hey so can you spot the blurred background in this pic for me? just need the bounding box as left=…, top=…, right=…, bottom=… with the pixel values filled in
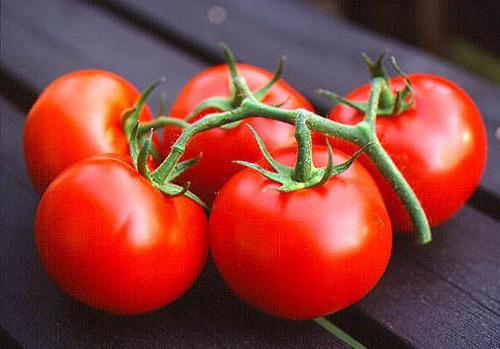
left=310, top=0, right=500, bottom=83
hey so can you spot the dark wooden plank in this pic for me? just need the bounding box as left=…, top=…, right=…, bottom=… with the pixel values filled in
left=0, top=2, right=353, bottom=347
left=359, top=207, right=500, bottom=348
left=0, top=326, right=22, bottom=349
left=0, top=0, right=204, bottom=106
left=104, top=0, right=500, bottom=199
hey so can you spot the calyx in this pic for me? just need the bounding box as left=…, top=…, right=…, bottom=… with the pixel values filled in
left=318, top=53, right=415, bottom=116
left=184, top=44, right=287, bottom=130
left=235, top=111, right=369, bottom=192
left=122, top=83, right=207, bottom=209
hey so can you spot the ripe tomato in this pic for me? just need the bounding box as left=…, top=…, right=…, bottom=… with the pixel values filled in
left=164, top=63, right=314, bottom=205
left=328, top=74, right=487, bottom=232
left=35, top=155, right=208, bottom=315
left=209, top=146, right=392, bottom=320
left=24, top=70, right=154, bottom=193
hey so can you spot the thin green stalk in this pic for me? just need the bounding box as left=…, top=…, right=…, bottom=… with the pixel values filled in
left=137, top=116, right=189, bottom=135
left=364, top=77, right=384, bottom=126
left=363, top=137, right=431, bottom=243
left=314, top=317, right=367, bottom=349
left=292, top=110, right=314, bottom=182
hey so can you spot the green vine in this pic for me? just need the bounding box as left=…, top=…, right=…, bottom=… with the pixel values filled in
left=123, top=45, right=432, bottom=245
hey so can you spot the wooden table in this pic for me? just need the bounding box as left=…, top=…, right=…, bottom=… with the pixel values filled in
left=1, top=1, right=499, bottom=347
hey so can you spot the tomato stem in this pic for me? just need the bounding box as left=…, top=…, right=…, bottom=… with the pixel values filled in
left=320, top=53, right=415, bottom=116
left=137, top=116, right=189, bottom=135
left=314, top=317, right=367, bottom=349
left=292, top=110, right=314, bottom=182
left=356, top=79, right=430, bottom=243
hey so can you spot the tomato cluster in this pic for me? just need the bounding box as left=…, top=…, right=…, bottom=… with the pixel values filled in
left=24, top=54, right=486, bottom=319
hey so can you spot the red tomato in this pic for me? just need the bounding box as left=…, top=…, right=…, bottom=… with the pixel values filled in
left=209, top=146, right=392, bottom=320
left=164, top=63, right=314, bottom=205
left=24, top=70, right=154, bottom=193
left=329, top=74, right=487, bottom=232
left=35, top=155, right=208, bottom=315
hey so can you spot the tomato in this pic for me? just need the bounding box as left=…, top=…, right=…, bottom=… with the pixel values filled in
left=209, top=146, right=392, bottom=320
left=35, top=155, right=208, bottom=315
left=164, top=63, right=314, bottom=205
left=328, top=74, right=487, bottom=232
left=24, top=70, right=155, bottom=193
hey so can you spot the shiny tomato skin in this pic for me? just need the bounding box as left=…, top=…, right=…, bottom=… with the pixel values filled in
left=24, top=70, right=154, bottom=193
left=165, top=63, right=314, bottom=205
left=35, top=155, right=208, bottom=315
left=209, top=146, right=392, bottom=320
left=329, top=74, right=487, bottom=232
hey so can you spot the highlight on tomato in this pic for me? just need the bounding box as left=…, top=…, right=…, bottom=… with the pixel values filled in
left=35, top=155, right=208, bottom=315
left=164, top=58, right=314, bottom=205
left=24, top=70, right=156, bottom=193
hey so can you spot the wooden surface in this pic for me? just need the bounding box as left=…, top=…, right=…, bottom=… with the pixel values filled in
left=1, top=0, right=499, bottom=348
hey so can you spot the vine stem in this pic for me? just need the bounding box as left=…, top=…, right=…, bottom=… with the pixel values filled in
left=152, top=77, right=431, bottom=244
left=314, top=317, right=367, bottom=349
left=137, top=116, right=189, bottom=135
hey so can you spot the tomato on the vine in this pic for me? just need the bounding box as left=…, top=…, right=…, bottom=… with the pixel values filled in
left=328, top=74, right=487, bottom=231
left=35, top=155, right=208, bottom=315
left=164, top=63, right=314, bottom=205
left=209, top=146, right=392, bottom=320
left=24, top=70, right=155, bottom=193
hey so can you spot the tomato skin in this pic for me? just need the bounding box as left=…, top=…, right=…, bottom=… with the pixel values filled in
left=35, top=155, right=208, bottom=315
left=165, top=63, right=314, bottom=205
left=24, top=70, right=154, bottom=193
left=209, top=146, right=392, bottom=320
left=328, top=74, right=488, bottom=232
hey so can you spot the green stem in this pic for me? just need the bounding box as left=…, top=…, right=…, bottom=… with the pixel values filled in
left=363, top=136, right=431, bottom=244
left=357, top=77, right=431, bottom=244
left=364, top=77, right=384, bottom=126
left=378, top=80, right=395, bottom=111
left=314, top=317, right=367, bottom=349
left=292, top=110, right=314, bottom=182
left=152, top=78, right=431, bottom=244
left=137, top=116, right=189, bottom=135
left=153, top=107, right=254, bottom=182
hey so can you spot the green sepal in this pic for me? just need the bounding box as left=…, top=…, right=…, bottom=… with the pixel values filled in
left=123, top=78, right=165, bottom=139
left=221, top=43, right=239, bottom=85
left=390, top=56, right=415, bottom=111
left=129, top=122, right=140, bottom=168
left=317, top=89, right=366, bottom=113
left=253, top=56, right=285, bottom=101
left=128, top=120, right=206, bottom=209
left=319, top=53, right=415, bottom=116
left=184, top=45, right=287, bottom=131
left=234, top=125, right=370, bottom=192
left=167, top=153, right=202, bottom=181
left=184, top=97, right=233, bottom=122
left=153, top=181, right=208, bottom=210
left=137, top=129, right=154, bottom=180
left=244, top=124, right=288, bottom=173
left=362, top=51, right=389, bottom=82
left=138, top=116, right=190, bottom=135
left=233, top=160, right=286, bottom=183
